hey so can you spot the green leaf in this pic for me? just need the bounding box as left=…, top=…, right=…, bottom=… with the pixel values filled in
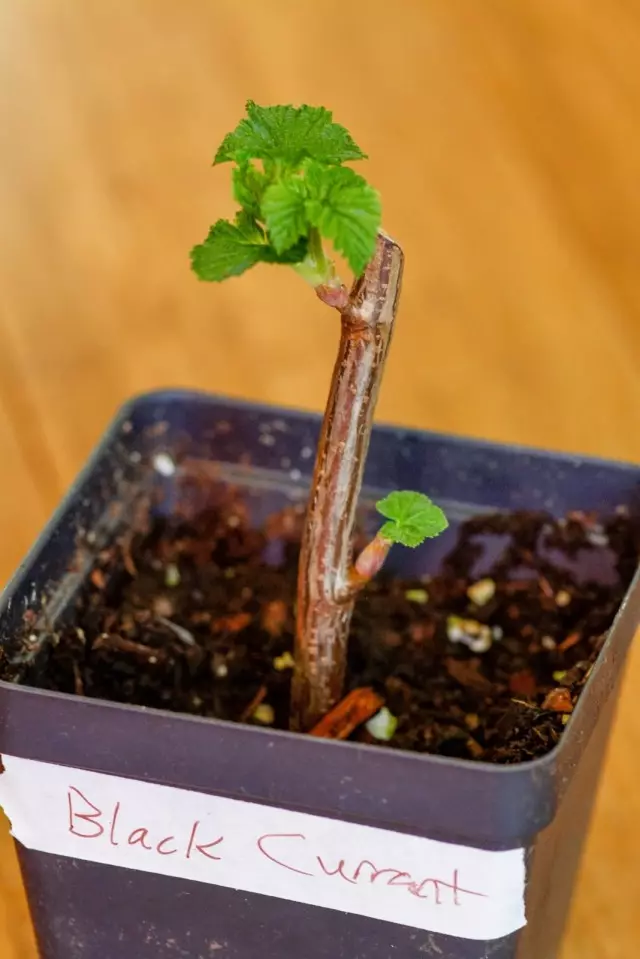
left=190, top=214, right=308, bottom=282
left=260, top=235, right=309, bottom=264
left=376, top=491, right=449, bottom=548
left=190, top=215, right=266, bottom=282
left=304, top=163, right=381, bottom=275
left=232, top=161, right=267, bottom=219
left=261, top=176, right=308, bottom=254
left=214, top=100, right=366, bottom=167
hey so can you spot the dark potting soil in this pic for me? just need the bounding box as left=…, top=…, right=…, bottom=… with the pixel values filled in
left=32, top=495, right=640, bottom=764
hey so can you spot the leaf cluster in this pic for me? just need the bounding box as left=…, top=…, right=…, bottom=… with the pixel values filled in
left=191, top=101, right=381, bottom=282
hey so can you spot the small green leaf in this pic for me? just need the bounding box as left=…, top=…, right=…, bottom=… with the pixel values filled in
left=304, top=163, right=381, bottom=275
left=214, top=100, right=366, bottom=167
left=261, top=175, right=308, bottom=254
left=191, top=212, right=309, bottom=282
left=376, top=491, right=449, bottom=548
left=232, top=161, right=267, bottom=219
left=190, top=215, right=267, bottom=282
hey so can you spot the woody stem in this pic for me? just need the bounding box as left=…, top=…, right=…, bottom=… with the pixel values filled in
left=290, top=231, right=404, bottom=731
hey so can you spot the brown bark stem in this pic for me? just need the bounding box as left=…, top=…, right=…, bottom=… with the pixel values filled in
left=290, top=231, right=404, bottom=732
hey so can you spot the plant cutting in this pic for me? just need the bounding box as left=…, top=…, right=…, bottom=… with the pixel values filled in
left=190, top=99, right=449, bottom=733
left=0, top=101, right=638, bottom=959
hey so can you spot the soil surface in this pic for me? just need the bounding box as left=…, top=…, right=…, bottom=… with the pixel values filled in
left=33, top=494, right=640, bottom=764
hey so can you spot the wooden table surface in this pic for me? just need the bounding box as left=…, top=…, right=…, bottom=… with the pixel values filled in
left=0, top=1, right=639, bottom=956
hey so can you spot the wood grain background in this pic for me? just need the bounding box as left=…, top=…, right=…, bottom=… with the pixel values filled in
left=0, top=1, right=639, bottom=956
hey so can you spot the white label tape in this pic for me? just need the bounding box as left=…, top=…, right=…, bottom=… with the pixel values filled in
left=0, top=753, right=525, bottom=940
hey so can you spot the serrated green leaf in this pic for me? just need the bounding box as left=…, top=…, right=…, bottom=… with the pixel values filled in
left=303, top=163, right=381, bottom=275
left=232, top=161, right=267, bottom=219
left=190, top=215, right=308, bottom=282
left=214, top=100, right=366, bottom=167
left=376, top=491, right=449, bottom=548
left=261, top=176, right=308, bottom=254
left=190, top=216, right=266, bottom=282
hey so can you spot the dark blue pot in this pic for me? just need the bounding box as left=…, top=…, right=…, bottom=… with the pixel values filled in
left=0, top=390, right=638, bottom=959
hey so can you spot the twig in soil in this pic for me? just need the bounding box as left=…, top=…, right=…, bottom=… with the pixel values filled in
left=557, top=631, right=581, bottom=652
left=92, top=634, right=167, bottom=662
left=239, top=685, right=267, bottom=723
left=121, top=536, right=138, bottom=578
left=156, top=616, right=196, bottom=647
left=211, top=612, right=252, bottom=635
left=539, top=577, right=554, bottom=599
left=308, top=687, right=384, bottom=740
left=72, top=661, right=84, bottom=696
left=90, top=568, right=106, bottom=590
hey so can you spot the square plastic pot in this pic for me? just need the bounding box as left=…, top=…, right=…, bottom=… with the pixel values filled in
left=0, top=390, right=638, bottom=959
